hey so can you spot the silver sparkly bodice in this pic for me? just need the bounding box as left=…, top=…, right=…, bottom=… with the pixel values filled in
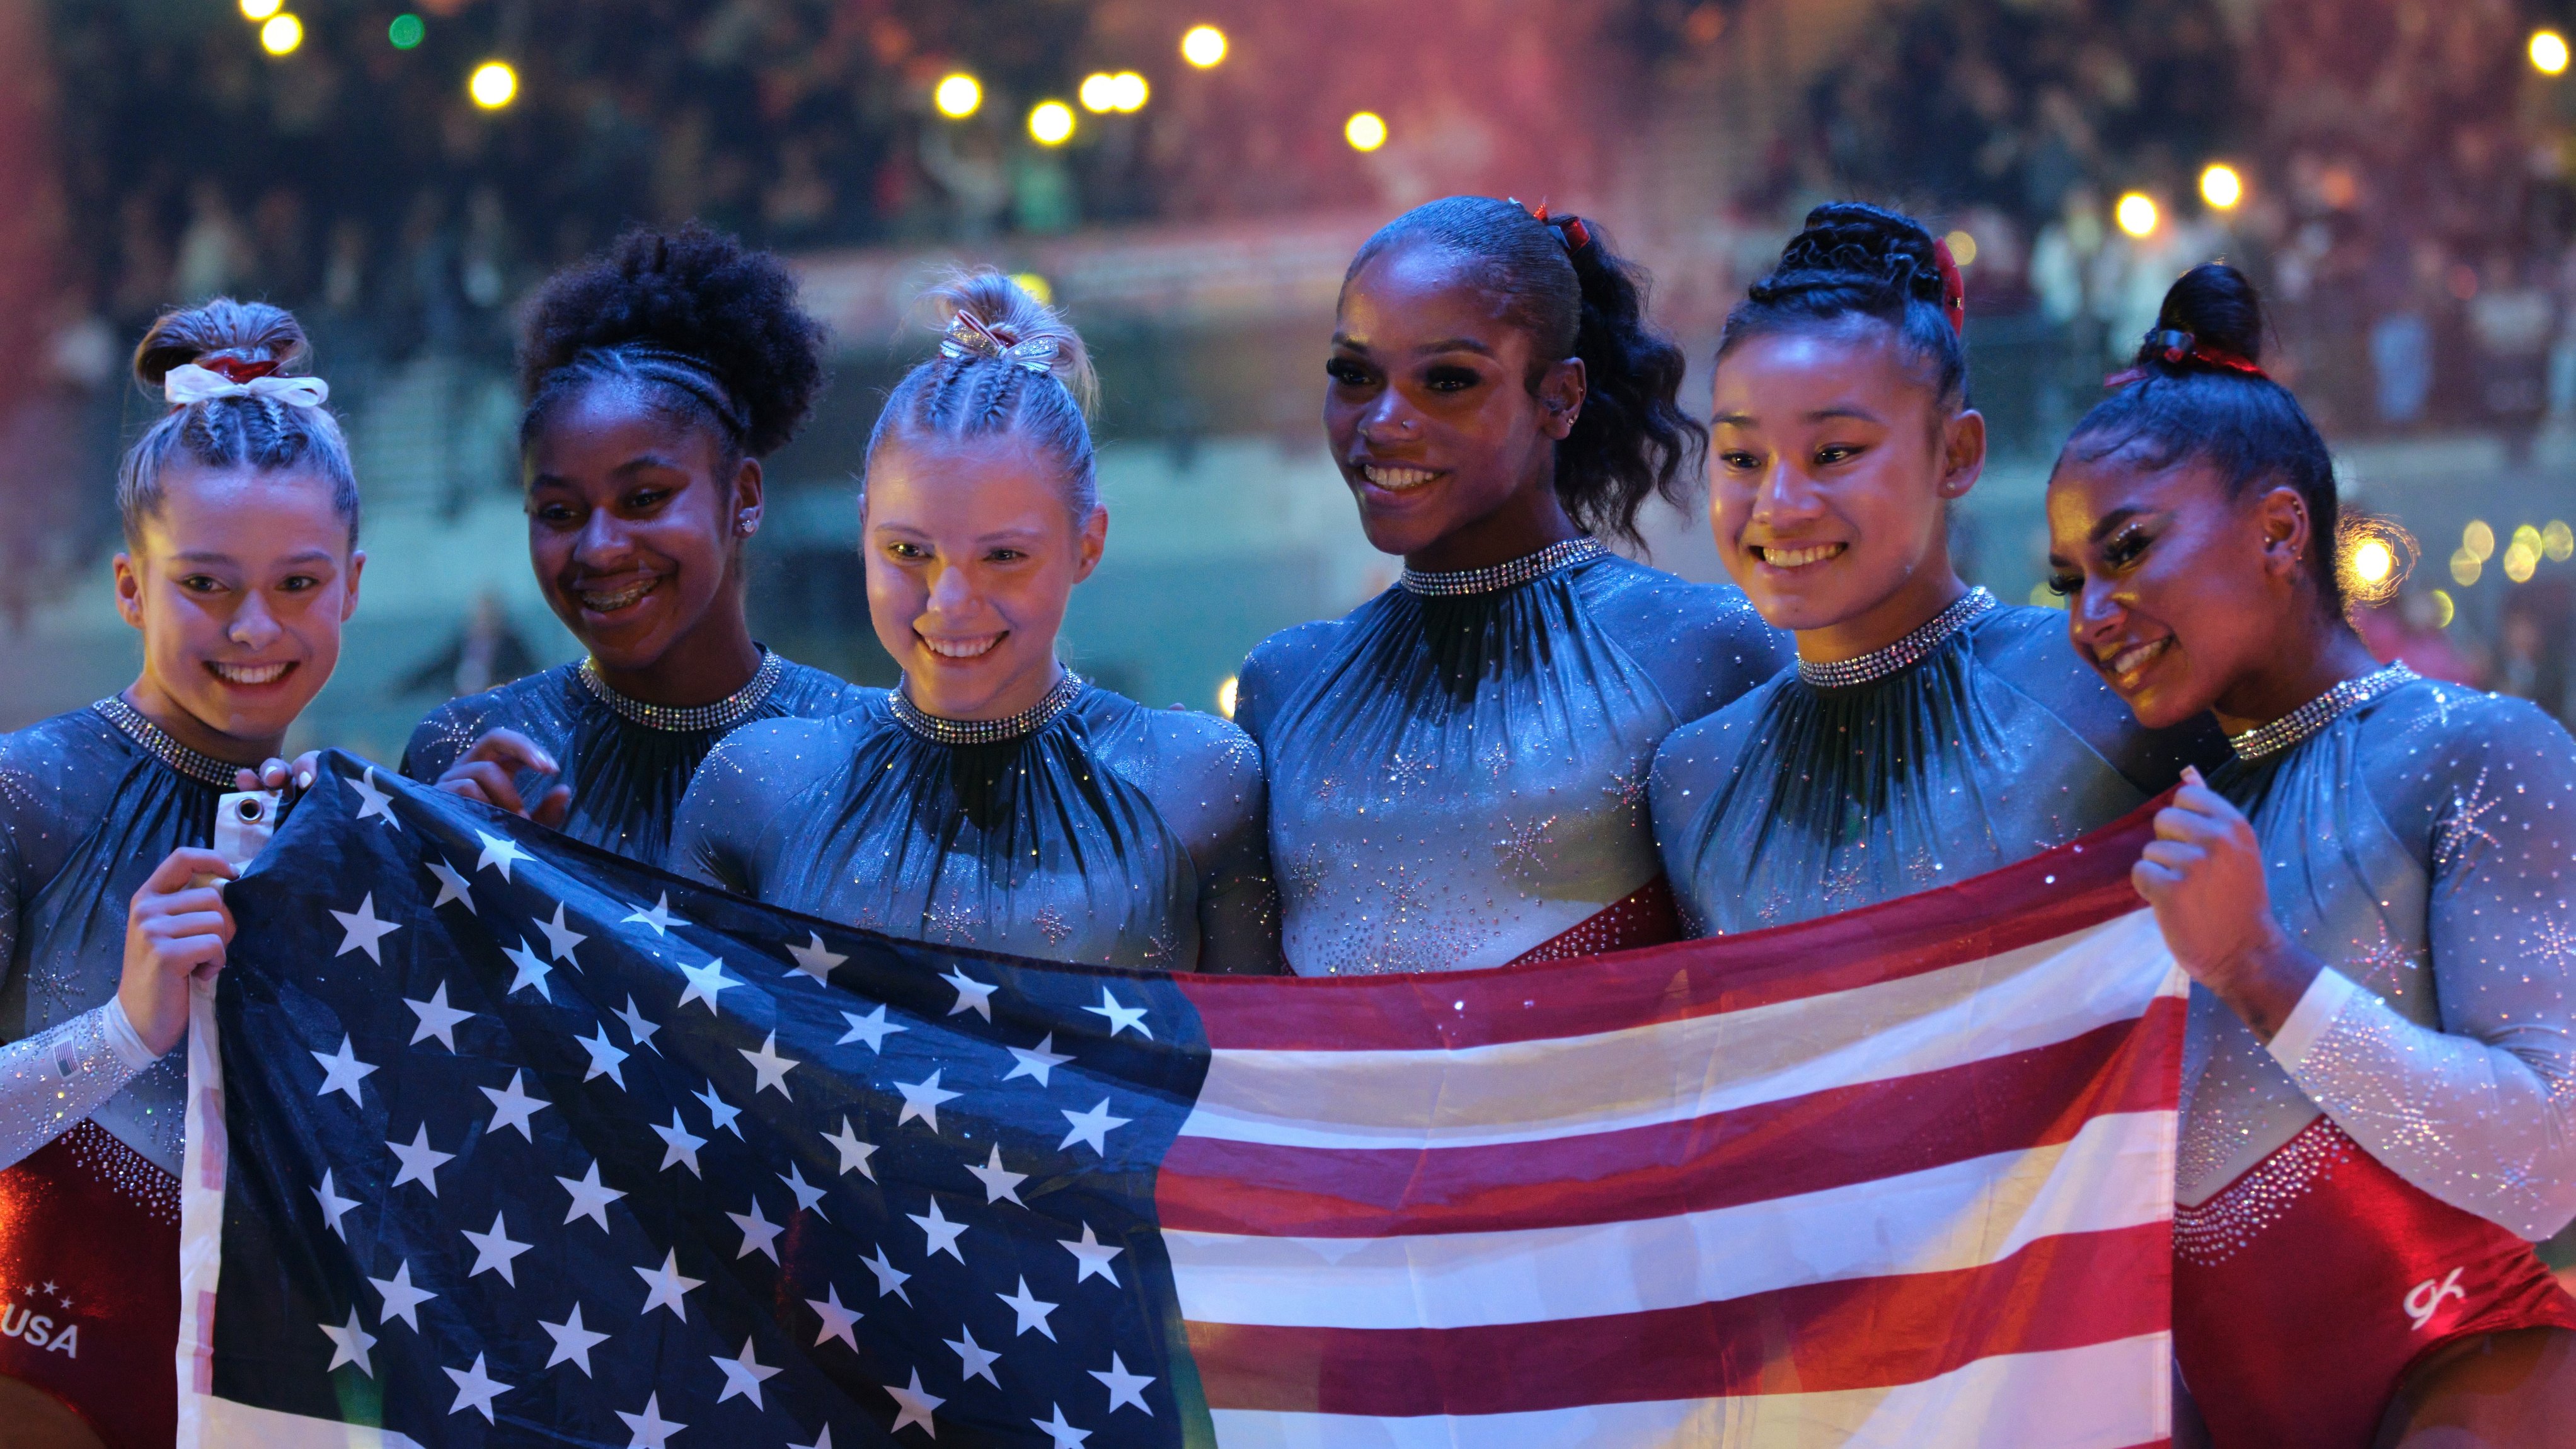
left=669, top=686, right=1280, bottom=973
left=1239, top=550, right=1789, bottom=976
left=1655, top=604, right=2215, bottom=935
left=401, top=650, right=866, bottom=863
left=0, top=705, right=224, bottom=1175
left=2184, top=676, right=2576, bottom=1240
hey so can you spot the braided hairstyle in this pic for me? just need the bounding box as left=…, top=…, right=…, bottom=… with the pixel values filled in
left=120, top=299, right=359, bottom=546
left=865, top=270, right=1101, bottom=517
left=2063, top=263, right=2342, bottom=613
left=1343, top=197, right=1703, bottom=548
left=520, top=224, right=828, bottom=466
left=1718, top=202, right=1969, bottom=415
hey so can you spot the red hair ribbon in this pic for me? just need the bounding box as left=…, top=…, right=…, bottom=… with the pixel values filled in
left=1928, top=237, right=1967, bottom=337
left=196, top=356, right=282, bottom=384
left=2103, top=328, right=2268, bottom=388
left=1517, top=199, right=1594, bottom=255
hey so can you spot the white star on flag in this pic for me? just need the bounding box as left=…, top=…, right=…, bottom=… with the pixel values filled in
left=909, top=1198, right=970, bottom=1262
left=443, top=1352, right=507, bottom=1423
left=1059, top=1223, right=1124, bottom=1286
left=615, top=1392, right=685, bottom=1449
left=386, top=1124, right=454, bottom=1196
left=461, top=1211, right=532, bottom=1285
left=621, top=893, right=681, bottom=937
left=401, top=982, right=473, bottom=1052
left=652, top=1111, right=707, bottom=1176
left=693, top=1081, right=744, bottom=1138
left=632, top=1249, right=703, bottom=1320
left=739, top=1030, right=800, bottom=1099
left=728, top=1195, right=784, bottom=1262
left=884, top=1370, right=943, bottom=1436
left=946, top=1324, right=1003, bottom=1387
left=825, top=1117, right=878, bottom=1181
left=537, top=902, right=587, bottom=966
left=348, top=767, right=400, bottom=828
left=786, top=931, right=846, bottom=981
left=676, top=956, right=739, bottom=1015
left=712, top=1336, right=783, bottom=1408
left=782, top=1160, right=829, bottom=1217
left=1059, top=1098, right=1133, bottom=1156
left=311, top=1169, right=359, bottom=1240
left=965, top=1144, right=1030, bottom=1206
left=330, top=893, right=400, bottom=963
left=1081, top=987, right=1151, bottom=1040
left=539, top=1302, right=609, bottom=1375
left=366, top=1261, right=434, bottom=1331
left=941, top=965, right=998, bottom=1021
left=860, top=1244, right=912, bottom=1305
left=479, top=1070, right=549, bottom=1140
left=613, top=994, right=662, bottom=1053
left=805, top=1283, right=862, bottom=1352
left=1090, top=1353, right=1156, bottom=1415
left=791, top=1428, right=835, bottom=1449
left=556, top=1160, right=626, bottom=1232
left=500, top=938, right=554, bottom=1000
left=472, top=830, right=532, bottom=880
left=424, top=858, right=475, bottom=914
left=1032, top=1404, right=1093, bottom=1448
left=836, top=1003, right=905, bottom=1051
left=575, top=1024, right=629, bottom=1088
left=997, top=1275, right=1061, bottom=1340
left=894, top=1070, right=962, bottom=1133
left=319, top=1307, right=377, bottom=1376
left=1004, top=1032, right=1072, bottom=1087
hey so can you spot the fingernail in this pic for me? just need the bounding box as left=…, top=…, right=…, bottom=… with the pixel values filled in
left=298, top=771, right=313, bottom=790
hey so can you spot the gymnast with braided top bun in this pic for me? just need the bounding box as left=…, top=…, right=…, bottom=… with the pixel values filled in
left=1652, top=202, right=2218, bottom=935
left=401, top=226, right=866, bottom=865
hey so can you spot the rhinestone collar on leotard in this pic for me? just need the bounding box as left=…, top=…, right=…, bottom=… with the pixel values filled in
left=93, top=695, right=247, bottom=788
left=577, top=647, right=783, bottom=734
left=1399, top=536, right=1607, bottom=597
left=1796, top=587, right=1999, bottom=690
left=2226, top=663, right=2417, bottom=762
left=889, top=667, right=1086, bottom=746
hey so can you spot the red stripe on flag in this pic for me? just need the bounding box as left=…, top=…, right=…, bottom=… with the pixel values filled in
left=1159, top=998, right=2180, bottom=1237
left=1177, top=797, right=2164, bottom=1053
left=1186, top=1221, right=2168, bottom=1416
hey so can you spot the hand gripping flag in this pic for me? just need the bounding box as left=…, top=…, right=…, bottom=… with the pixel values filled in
left=176, top=754, right=2183, bottom=1447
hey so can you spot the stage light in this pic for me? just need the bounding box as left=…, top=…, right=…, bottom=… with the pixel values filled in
left=2430, top=589, right=2456, bottom=628
left=239, top=0, right=282, bottom=20
left=1009, top=272, right=1054, bottom=306
left=1079, top=73, right=1118, bottom=113
left=1346, top=111, right=1388, bottom=152
left=469, top=61, right=517, bottom=110
left=1030, top=101, right=1076, bottom=146
left=2200, top=163, right=2243, bottom=211
left=1217, top=675, right=1239, bottom=719
left=2352, top=540, right=2393, bottom=586
left=2114, top=192, right=2158, bottom=238
left=1110, top=72, right=1149, bottom=112
left=2534, top=30, right=2570, bottom=76
left=2464, top=519, right=2496, bottom=562
left=260, top=13, right=302, bottom=54
left=2506, top=541, right=2539, bottom=583
left=2451, top=548, right=2483, bottom=587
left=1182, top=25, right=1227, bottom=67
left=934, top=73, right=982, bottom=118
left=2546, top=520, right=2573, bottom=561
left=1943, top=229, right=1978, bottom=267
left=388, top=13, right=424, bottom=49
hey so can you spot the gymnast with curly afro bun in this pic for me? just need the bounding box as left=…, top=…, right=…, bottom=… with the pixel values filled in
left=400, top=225, right=866, bottom=863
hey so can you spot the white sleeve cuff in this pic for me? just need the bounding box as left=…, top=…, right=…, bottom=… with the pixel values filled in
left=2267, top=966, right=2363, bottom=1073
left=99, top=996, right=164, bottom=1071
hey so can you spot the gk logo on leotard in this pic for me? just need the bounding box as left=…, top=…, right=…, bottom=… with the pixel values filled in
left=2404, top=1266, right=2468, bottom=1330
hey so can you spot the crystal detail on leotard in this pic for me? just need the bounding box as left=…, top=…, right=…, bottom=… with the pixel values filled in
left=889, top=668, right=1086, bottom=746
left=1399, top=536, right=1607, bottom=597
left=577, top=647, right=783, bottom=734
left=2173, top=1114, right=2358, bottom=1266
left=92, top=696, right=246, bottom=788
left=2227, top=663, right=2417, bottom=761
left=1795, top=587, right=1999, bottom=690
left=60, top=1118, right=180, bottom=1225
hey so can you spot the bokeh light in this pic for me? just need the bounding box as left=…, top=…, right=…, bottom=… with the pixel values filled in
left=2430, top=590, right=2456, bottom=628
left=2352, top=540, right=2393, bottom=586
left=934, top=73, right=982, bottom=118
left=2114, top=192, right=2158, bottom=238
left=469, top=61, right=518, bottom=110
left=1943, top=229, right=1978, bottom=266
left=2451, top=549, right=2483, bottom=587
left=1346, top=111, right=1388, bottom=152
left=2506, top=541, right=2540, bottom=583
left=1009, top=272, right=1054, bottom=306
left=1217, top=675, right=1239, bottom=719
left=2199, top=163, right=2243, bottom=210
left=388, top=13, right=425, bottom=50
left=259, top=13, right=302, bottom=55
left=2546, top=520, right=2574, bottom=562
left=239, top=0, right=282, bottom=20
left=2338, top=517, right=2413, bottom=610
left=1029, top=101, right=1076, bottom=146
left=1109, top=72, right=1149, bottom=113
left=1079, top=73, right=1118, bottom=113
left=2534, top=30, right=2571, bottom=76
left=1181, top=25, right=1227, bottom=68
left=2464, top=519, right=2496, bottom=562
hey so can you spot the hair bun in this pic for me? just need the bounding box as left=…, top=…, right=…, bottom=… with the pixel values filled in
left=2141, top=263, right=2267, bottom=370
left=925, top=270, right=1099, bottom=415
left=131, top=298, right=309, bottom=391
left=1757, top=202, right=1946, bottom=309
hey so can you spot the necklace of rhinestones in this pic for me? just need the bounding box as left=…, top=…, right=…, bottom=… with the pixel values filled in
left=1797, top=587, right=1998, bottom=690
left=1400, top=536, right=1607, bottom=597
left=890, top=667, right=1086, bottom=746
left=2227, top=662, right=2417, bottom=761
left=94, top=695, right=246, bottom=788
left=577, top=648, right=783, bottom=734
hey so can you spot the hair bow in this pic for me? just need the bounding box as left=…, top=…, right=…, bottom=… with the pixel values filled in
left=2103, top=328, right=2268, bottom=389
left=1928, top=238, right=1968, bottom=337
left=164, top=361, right=331, bottom=410
left=940, top=313, right=1058, bottom=375
left=1512, top=198, right=1594, bottom=255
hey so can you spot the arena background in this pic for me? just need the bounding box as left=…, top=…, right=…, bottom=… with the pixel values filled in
left=4, top=0, right=2575, bottom=772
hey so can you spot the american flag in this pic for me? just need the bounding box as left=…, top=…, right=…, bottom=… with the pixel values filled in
left=176, top=754, right=2181, bottom=1448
